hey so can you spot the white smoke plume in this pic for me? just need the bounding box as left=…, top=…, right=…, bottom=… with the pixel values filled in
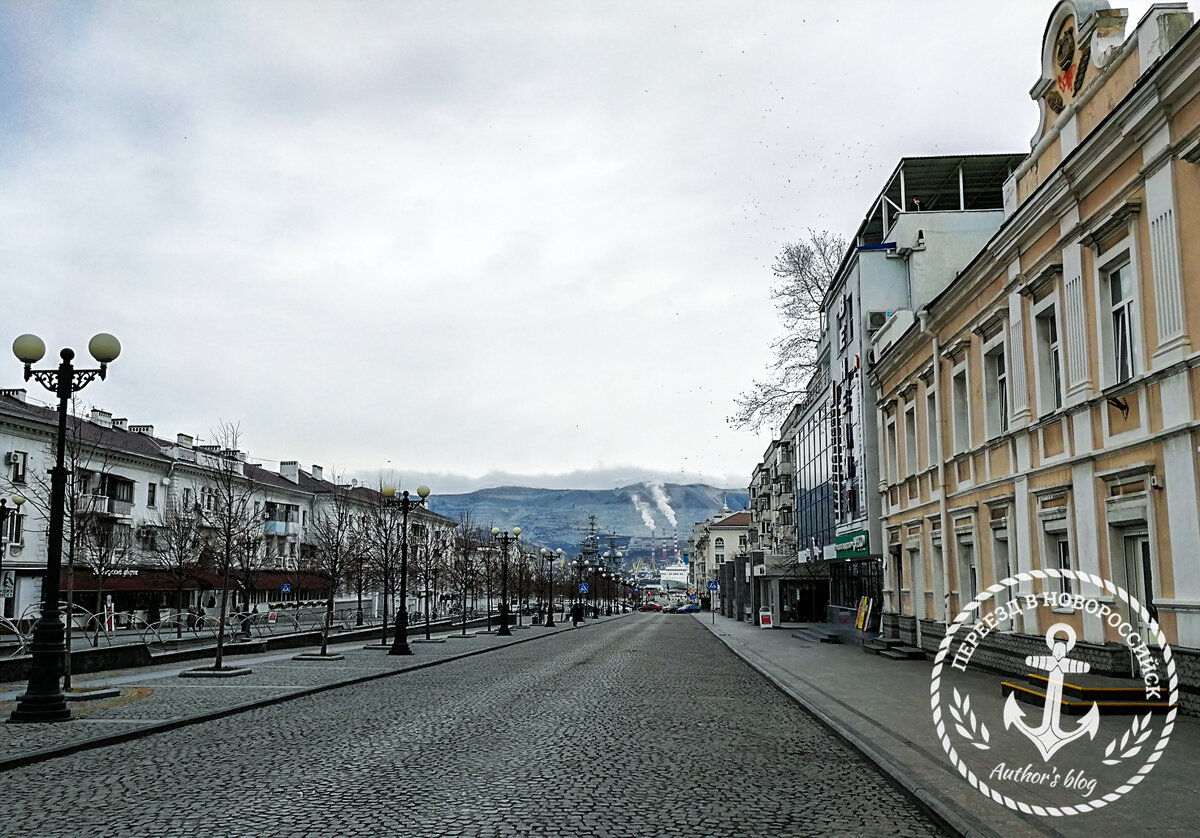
left=630, top=493, right=656, bottom=532
left=646, top=481, right=677, bottom=529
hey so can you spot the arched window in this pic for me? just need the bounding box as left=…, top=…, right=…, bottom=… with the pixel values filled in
left=714, top=537, right=725, bottom=550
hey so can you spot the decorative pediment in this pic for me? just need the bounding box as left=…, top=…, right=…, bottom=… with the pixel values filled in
left=1019, top=261, right=1063, bottom=297
left=1030, top=2, right=1126, bottom=146
left=1082, top=201, right=1141, bottom=250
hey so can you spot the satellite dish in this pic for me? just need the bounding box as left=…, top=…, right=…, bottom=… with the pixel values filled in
left=351, top=479, right=359, bottom=486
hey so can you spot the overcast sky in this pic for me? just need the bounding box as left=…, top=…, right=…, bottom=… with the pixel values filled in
left=0, top=1, right=1155, bottom=494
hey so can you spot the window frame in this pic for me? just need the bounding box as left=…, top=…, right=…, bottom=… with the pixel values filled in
left=951, top=364, right=970, bottom=454
left=1032, top=294, right=1064, bottom=415
left=1094, top=238, right=1142, bottom=390
left=982, top=329, right=1009, bottom=439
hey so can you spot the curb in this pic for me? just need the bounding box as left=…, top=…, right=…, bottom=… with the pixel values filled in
left=694, top=617, right=1007, bottom=838
left=0, top=622, right=586, bottom=774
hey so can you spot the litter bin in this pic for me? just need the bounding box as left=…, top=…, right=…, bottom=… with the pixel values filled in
left=758, top=607, right=773, bottom=629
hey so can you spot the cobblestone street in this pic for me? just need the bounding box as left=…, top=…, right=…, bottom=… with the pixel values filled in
left=5, top=615, right=946, bottom=837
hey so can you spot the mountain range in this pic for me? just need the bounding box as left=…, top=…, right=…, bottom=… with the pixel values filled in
left=426, top=483, right=749, bottom=562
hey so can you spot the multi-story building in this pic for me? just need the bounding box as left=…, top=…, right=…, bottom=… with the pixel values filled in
left=745, top=153, right=1023, bottom=624
left=689, top=506, right=750, bottom=611
left=0, top=390, right=454, bottom=625
left=870, top=1, right=1200, bottom=707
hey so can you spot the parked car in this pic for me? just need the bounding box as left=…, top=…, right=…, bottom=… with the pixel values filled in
left=677, top=603, right=701, bottom=613
left=638, top=603, right=662, bottom=612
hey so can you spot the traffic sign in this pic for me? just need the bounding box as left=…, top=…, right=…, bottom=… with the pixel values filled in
left=579, top=582, right=589, bottom=593
left=707, top=580, right=719, bottom=591
left=281, top=583, right=292, bottom=593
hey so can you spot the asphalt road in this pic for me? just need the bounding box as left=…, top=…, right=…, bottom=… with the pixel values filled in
left=5, top=614, right=947, bottom=837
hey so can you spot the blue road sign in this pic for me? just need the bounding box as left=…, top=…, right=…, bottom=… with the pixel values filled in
left=281, top=583, right=292, bottom=593
left=707, top=580, right=719, bottom=591
left=579, top=582, right=589, bottom=593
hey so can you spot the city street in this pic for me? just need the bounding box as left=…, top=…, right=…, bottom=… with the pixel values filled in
left=3, top=614, right=945, bottom=837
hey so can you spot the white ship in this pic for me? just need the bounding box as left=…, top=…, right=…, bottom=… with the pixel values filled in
left=658, top=561, right=689, bottom=589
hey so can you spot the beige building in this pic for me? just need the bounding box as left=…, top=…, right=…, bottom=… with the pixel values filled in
left=869, top=0, right=1200, bottom=707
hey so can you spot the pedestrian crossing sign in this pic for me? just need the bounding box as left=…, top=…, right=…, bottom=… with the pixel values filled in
left=579, top=582, right=589, bottom=593
left=707, top=580, right=719, bottom=591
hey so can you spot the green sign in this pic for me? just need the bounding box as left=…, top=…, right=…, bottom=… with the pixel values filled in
left=835, top=530, right=870, bottom=558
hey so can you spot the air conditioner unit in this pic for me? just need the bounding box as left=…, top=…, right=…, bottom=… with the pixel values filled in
left=867, top=311, right=893, bottom=332
left=3, top=452, right=16, bottom=465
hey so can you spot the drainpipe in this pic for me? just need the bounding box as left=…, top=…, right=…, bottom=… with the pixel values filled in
left=919, top=306, right=951, bottom=632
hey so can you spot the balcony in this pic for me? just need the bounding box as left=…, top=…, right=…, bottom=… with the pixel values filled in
left=78, top=494, right=133, bottom=518
left=264, top=520, right=300, bottom=536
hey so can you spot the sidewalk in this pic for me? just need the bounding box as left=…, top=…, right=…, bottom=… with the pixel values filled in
left=696, top=612, right=1199, bottom=838
left=0, top=614, right=620, bottom=772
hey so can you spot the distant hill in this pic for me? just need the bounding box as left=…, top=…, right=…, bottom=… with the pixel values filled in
left=427, top=483, right=749, bottom=561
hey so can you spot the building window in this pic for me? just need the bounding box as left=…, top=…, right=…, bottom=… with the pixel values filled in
left=1056, top=538, right=1073, bottom=595
left=7, top=451, right=27, bottom=484
left=6, top=510, right=24, bottom=545
left=714, top=537, right=725, bottom=551
left=886, top=416, right=899, bottom=484
left=952, top=368, right=969, bottom=454
left=983, top=335, right=1008, bottom=438
left=147, top=482, right=157, bottom=508
left=904, top=403, right=917, bottom=476
left=926, top=388, right=938, bottom=466
left=1107, top=263, right=1135, bottom=384
left=1034, top=302, right=1064, bottom=413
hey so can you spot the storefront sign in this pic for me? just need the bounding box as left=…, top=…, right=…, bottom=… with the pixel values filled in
left=836, top=530, right=870, bottom=558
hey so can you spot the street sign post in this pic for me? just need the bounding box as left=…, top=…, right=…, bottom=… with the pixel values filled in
left=281, top=583, right=292, bottom=594
left=707, top=580, right=719, bottom=623
left=579, top=583, right=588, bottom=593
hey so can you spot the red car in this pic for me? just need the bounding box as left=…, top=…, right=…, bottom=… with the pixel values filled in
left=639, top=603, right=663, bottom=612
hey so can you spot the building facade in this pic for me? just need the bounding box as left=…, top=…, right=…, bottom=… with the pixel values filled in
left=0, top=390, right=454, bottom=627
left=870, top=1, right=1200, bottom=708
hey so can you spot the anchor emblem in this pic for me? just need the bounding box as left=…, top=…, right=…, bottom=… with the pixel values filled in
left=1003, top=622, right=1100, bottom=761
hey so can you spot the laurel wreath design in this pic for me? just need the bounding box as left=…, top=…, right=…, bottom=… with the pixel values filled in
left=930, top=567, right=1178, bottom=818
left=1102, top=712, right=1153, bottom=765
left=949, top=687, right=991, bottom=750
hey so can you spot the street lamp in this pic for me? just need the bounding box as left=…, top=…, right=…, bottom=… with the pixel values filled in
left=0, top=495, right=27, bottom=619
left=383, top=485, right=430, bottom=656
left=9, top=333, right=119, bottom=723
left=540, top=547, right=563, bottom=628
left=491, top=526, right=520, bottom=636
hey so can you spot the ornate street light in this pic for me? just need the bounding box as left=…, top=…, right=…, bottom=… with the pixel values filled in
left=0, top=495, right=27, bottom=618
left=383, top=485, right=430, bottom=656
left=540, top=547, right=563, bottom=628
left=9, top=333, right=119, bottom=723
left=491, top=526, right=520, bottom=636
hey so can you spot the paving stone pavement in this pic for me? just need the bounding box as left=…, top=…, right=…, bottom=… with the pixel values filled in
left=2, top=614, right=946, bottom=837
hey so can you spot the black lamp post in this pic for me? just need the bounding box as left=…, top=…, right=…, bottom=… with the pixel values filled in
left=0, top=495, right=26, bottom=620
left=8, top=333, right=119, bottom=723
left=491, top=526, right=520, bottom=636
left=384, top=485, right=430, bottom=656
left=539, top=547, right=562, bottom=628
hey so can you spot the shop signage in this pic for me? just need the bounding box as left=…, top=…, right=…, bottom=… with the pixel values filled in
left=836, top=530, right=870, bottom=558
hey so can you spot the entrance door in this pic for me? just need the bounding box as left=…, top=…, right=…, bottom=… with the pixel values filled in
left=1122, top=533, right=1157, bottom=643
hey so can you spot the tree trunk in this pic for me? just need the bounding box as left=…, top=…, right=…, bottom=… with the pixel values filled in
left=321, top=594, right=333, bottom=656
left=215, top=572, right=230, bottom=670
left=176, top=586, right=185, bottom=639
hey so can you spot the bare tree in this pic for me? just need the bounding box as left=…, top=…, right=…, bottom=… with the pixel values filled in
left=364, top=480, right=402, bottom=647
left=731, top=229, right=846, bottom=431
left=142, top=492, right=209, bottom=638
left=410, top=516, right=450, bottom=639
left=195, top=423, right=261, bottom=671
left=307, top=479, right=365, bottom=655
left=75, top=514, right=133, bottom=633
left=448, top=508, right=483, bottom=635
